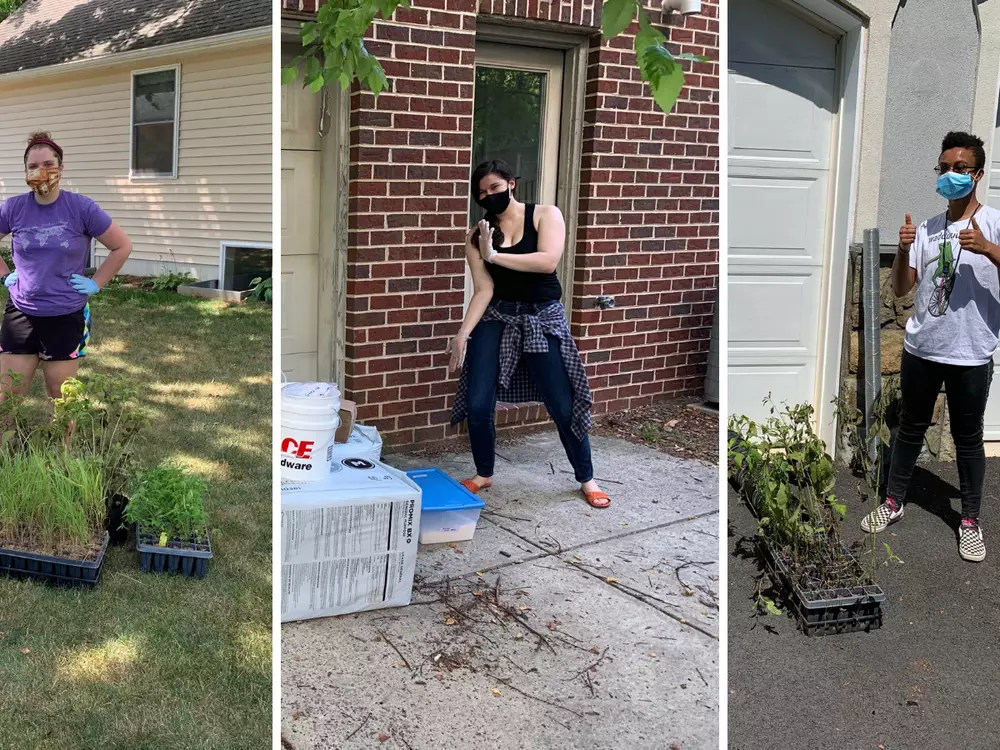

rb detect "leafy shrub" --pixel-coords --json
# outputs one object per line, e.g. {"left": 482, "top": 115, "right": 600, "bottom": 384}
{"left": 125, "top": 465, "right": 209, "bottom": 544}
{"left": 51, "top": 375, "right": 147, "bottom": 497}
{"left": 728, "top": 400, "right": 844, "bottom": 567}
{"left": 149, "top": 271, "right": 197, "bottom": 292}
{"left": 249, "top": 276, "right": 272, "bottom": 303}
{"left": 0, "top": 449, "right": 106, "bottom": 555}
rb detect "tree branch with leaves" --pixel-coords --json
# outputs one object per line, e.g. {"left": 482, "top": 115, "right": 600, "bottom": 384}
{"left": 283, "top": 0, "right": 709, "bottom": 116}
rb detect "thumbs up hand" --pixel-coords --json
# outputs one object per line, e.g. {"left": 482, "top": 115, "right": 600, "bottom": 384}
{"left": 959, "top": 215, "right": 990, "bottom": 255}
{"left": 899, "top": 213, "right": 916, "bottom": 251}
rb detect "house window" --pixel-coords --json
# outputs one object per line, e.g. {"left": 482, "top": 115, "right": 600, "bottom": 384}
{"left": 131, "top": 66, "right": 179, "bottom": 178}
{"left": 220, "top": 242, "right": 272, "bottom": 291}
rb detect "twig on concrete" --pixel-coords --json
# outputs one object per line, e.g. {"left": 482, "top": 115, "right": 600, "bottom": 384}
{"left": 349, "top": 634, "right": 368, "bottom": 645}
{"left": 495, "top": 452, "right": 512, "bottom": 462}
{"left": 547, "top": 714, "right": 572, "bottom": 731}
{"left": 345, "top": 713, "right": 371, "bottom": 741}
{"left": 398, "top": 736, "right": 415, "bottom": 750}
{"left": 562, "top": 647, "right": 610, "bottom": 683}
{"left": 487, "top": 674, "right": 584, "bottom": 718}
{"left": 695, "top": 667, "right": 709, "bottom": 687}
{"left": 377, "top": 629, "right": 412, "bottom": 671}
{"left": 482, "top": 510, "right": 533, "bottom": 523}
{"left": 583, "top": 670, "right": 597, "bottom": 698}
{"left": 281, "top": 736, "right": 295, "bottom": 750}
{"left": 549, "top": 461, "right": 555, "bottom": 474}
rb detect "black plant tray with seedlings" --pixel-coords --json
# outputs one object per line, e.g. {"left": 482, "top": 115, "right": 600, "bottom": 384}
{"left": 136, "top": 526, "right": 212, "bottom": 578}
{"left": 728, "top": 429, "right": 886, "bottom": 636}
{"left": 0, "top": 532, "right": 109, "bottom": 588}
{"left": 758, "top": 535, "right": 886, "bottom": 636}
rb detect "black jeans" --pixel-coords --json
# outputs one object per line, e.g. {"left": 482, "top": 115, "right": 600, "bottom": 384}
{"left": 886, "top": 350, "right": 994, "bottom": 519}
{"left": 465, "top": 301, "right": 594, "bottom": 483}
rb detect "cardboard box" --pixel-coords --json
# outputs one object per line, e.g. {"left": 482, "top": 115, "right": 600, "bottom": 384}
{"left": 335, "top": 399, "right": 357, "bottom": 443}
{"left": 280, "top": 458, "right": 421, "bottom": 622}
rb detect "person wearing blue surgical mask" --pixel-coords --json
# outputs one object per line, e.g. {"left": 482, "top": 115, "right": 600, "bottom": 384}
{"left": 861, "top": 131, "right": 1000, "bottom": 563}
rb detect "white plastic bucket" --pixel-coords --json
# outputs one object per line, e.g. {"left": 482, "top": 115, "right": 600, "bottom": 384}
{"left": 281, "top": 382, "right": 342, "bottom": 482}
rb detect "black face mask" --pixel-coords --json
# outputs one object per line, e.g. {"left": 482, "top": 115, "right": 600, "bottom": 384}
{"left": 477, "top": 187, "right": 511, "bottom": 215}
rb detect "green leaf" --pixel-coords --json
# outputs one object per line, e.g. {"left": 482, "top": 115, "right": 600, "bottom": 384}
{"left": 760, "top": 596, "right": 782, "bottom": 616}
{"left": 301, "top": 23, "right": 319, "bottom": 46}
{"left": 281, "top": 66, "right": 299, "bottom": 86}
{"left": 638, "top": 44, "right": 684, "bottom": 116}
{"left": 309, "top": 75, "right": 325, "bottom": 93}
{"left": 601, "top": 0, "right": 636, "bottom": 40}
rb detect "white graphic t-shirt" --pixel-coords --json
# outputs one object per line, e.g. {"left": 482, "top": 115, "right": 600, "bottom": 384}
{"left": 904, "top": 204, "right": 1000, "bottom": 366}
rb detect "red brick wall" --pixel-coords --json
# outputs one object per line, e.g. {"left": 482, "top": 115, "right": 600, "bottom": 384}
{"left": 281, "top": 0, "right": 720, "bottom": 450}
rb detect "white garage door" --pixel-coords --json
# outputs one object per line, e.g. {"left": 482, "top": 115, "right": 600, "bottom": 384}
{"left": 983, "top": 104, "right": 1000, "bottom": 438}
{"left": 280, "top": 44, "right": 321, "bottom": 382}
{"left": 728, "top": 0, "right": 839, "bottom": 425}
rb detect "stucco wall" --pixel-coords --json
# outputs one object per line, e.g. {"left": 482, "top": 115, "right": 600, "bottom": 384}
{"left": 875, "top": 0, "right": 980, "bottom": 238}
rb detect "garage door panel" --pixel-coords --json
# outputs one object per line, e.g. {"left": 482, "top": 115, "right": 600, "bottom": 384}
{"left": 282, "top": 45, "right": 322, "bottom": 152}
{"left": 729, "top": 362, "right": 817, "bottom": 424}
{"left": 281, "top": 258, "right": 319, "bottom": 354}
{"left": 281, "top": 353, "right": 319, "bottom": 384}
{"left": 729, "top": 67, "right": 835, "bottom": 166}
{"left": 729, "top": 173, "right": 828, "bottom": 263}
{"left": 281, "top": 152, "right": 320, "bottom": 256}
{"left": 730, "top": 0, "right": 837, "bottom": 69}
{"left": 729, "top": 272, "right": 821, "bottom": 353}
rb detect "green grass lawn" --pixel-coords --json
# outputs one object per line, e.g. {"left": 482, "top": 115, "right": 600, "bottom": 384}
{"left": 0, "top": 288, "right": 272, "bottom": 749}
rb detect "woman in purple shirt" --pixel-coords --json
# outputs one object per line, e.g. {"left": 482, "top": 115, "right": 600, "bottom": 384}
{"left": 0, "top": 132, "right": 133, "bottom": 399}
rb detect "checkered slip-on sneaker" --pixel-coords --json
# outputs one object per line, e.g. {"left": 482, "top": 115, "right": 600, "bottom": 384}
{"left": 861, "top": 502, "right": 904, "bottom": 533}
{"left": 958, "top": 523, "right": 986, "bottom": 563}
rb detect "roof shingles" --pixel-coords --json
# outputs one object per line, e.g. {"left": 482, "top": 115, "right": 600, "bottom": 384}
{"left": 0, "top": 0, "right": 270, "bottom": 76}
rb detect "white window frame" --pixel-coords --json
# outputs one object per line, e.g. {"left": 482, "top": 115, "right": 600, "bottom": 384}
{"left": 218, "top": 241, "right": 273, "bottom": 288}
{"left": 129, "top": 63, "right": 181, "bottom": 181}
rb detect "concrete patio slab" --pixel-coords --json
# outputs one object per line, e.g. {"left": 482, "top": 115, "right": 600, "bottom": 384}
{"left": 390, "top": 432, "right": 718, "bottom": 554}
{"left": 283, "top": 431, "right": 721, "bottom": 750}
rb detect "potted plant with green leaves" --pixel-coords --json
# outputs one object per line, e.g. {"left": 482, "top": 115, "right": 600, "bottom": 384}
{"left": 0, "top": 449, "right": 109, "bottom": 586}
{"left": 728, "top": 400, "right": 886, "bottom": 635}
{"left": 125, "top": 465, "right": 213, "bottom": 578}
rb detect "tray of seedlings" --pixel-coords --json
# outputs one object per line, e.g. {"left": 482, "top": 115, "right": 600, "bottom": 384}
{"left": 127, "top": 465, "right": 213, "bottom": 579}
{"left": 0, "top": 373, "right": 145, "bottom": 587}
{"left": 728, "top": 403, "right": 886, "bottom": 636}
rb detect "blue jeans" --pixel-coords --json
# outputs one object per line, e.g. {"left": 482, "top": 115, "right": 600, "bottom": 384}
{"left": 465, "top": 301, "right": 594, "bottom": 483}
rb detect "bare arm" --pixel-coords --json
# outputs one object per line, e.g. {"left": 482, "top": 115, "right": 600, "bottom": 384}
{"left": 892, "top": 213, "right": 917, "bottom": 297}
{"left": 461, "top": 228, "right": 495, "bottom": 336}
{"left": 91, "top": 221, "right": 133, "bottom": 288}
{"left": 487, "top": 206, "right": 565, "bottom": 274}
{"left": 891, "top": 250, "right": 917, "bottom": 297}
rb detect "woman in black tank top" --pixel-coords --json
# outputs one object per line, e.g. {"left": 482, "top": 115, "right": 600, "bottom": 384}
{"left": 447, "top": 159, "right": 610, "bottom": 509}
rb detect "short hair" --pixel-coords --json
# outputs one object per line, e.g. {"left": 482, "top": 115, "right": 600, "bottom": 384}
{"left": 941, "top": 131, "right": 985, "bottom": 171}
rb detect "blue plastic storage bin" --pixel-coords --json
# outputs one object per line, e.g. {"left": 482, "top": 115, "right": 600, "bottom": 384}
{"left": 406, "top": 468, "right": 486, "bottom": 544}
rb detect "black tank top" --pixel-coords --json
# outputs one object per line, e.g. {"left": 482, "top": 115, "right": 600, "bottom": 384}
{"left": 486, "top": 204, "right": 563, "bottom": 303}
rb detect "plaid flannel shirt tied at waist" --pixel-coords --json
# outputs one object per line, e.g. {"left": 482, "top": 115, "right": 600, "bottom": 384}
{"left": 450, "top": 301, "right": 593, "bottom": 441}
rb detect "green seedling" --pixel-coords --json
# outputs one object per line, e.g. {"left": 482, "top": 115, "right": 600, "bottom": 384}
{"left": 125, "top": 465, "right": 209, "bottom": 545}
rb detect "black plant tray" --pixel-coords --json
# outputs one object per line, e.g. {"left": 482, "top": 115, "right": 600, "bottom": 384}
{"left": 759, "top": 536, "right": 886, "bottom": 636}
{"left": 136, "top": 526, "right": 212, "bottom": 578}
{"left": 0, "top": 532, "right": 109, "bottom": 588}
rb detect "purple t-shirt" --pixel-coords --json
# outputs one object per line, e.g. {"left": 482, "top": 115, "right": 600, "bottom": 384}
{"left": 0, "top": 191, "right": 112, "bottom": 316}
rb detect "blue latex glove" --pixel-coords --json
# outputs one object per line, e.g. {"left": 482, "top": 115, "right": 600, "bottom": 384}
{"left": 2, "top": 270, "right": 16, "bottom": 288}
{"left": 70, "top": 273, "right": 100, "bottom": 296}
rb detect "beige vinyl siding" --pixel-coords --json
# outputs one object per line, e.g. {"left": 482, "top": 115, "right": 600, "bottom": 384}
{"left": 0, "top": 40, "right": 271, "bottom": 278}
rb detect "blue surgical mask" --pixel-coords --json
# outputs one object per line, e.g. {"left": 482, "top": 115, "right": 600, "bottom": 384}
{"left": 936, "top": 171, "right": 976, "bottom": 200}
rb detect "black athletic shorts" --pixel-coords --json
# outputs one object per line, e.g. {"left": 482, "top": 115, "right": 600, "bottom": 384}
{"left": 0, "top": 299, "right": 91, "bottom": 361}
